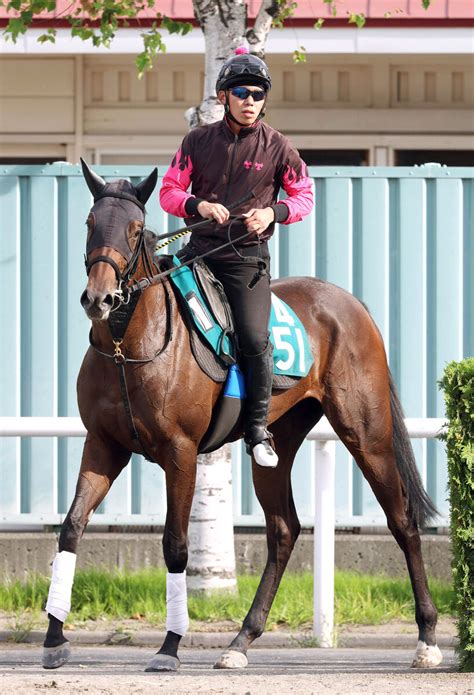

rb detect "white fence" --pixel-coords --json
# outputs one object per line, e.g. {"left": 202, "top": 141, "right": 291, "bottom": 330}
{"left": 0, "top": 415, "right": 447, "bottom": 646}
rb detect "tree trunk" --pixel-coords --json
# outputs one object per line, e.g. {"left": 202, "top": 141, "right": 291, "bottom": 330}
{"left": 186, "top": 0, "right": 277, "bottom": 595}
{"left": 186, "top": 0, "right": 247, "bottom": 129}
{"left": 187, "top": 445, "right": 237, "bottom": 593}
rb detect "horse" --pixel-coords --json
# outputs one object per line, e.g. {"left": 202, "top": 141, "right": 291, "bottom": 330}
{"left": 42, "top": 160, "right": 443, "bottom": 671}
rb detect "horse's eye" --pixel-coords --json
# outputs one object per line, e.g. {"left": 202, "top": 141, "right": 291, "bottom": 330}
{"left": 86, "top": 213, "right": 95, "bottom": 243}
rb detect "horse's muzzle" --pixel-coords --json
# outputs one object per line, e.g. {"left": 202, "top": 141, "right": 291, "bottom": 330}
{"left": 80, "top": 288, "right": 114, "bottom": 320}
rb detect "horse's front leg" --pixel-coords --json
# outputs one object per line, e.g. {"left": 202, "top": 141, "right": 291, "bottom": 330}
{"left": 145, "top": 439, "right": 197, "bottom": 673}
{"left": 42, "top": 435, "right": 130, "bottom": 669}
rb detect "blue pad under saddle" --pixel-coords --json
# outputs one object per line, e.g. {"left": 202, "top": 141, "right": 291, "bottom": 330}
{"left": 169, "top": 256, "right": 313, "bottom": 378}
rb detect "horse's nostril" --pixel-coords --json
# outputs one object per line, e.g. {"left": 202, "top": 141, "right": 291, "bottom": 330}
{"left": 80, "top": 289, "right": 91, "bottom": 309}
{"left": 103, "top": 294, "right": 114, "bottom": 308}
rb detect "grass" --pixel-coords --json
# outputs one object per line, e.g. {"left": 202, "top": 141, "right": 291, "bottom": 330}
{"left": 0, "top": 569, "right": 455, "bottom": 630}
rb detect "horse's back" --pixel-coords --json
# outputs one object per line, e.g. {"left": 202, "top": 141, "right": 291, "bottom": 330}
{"left": 271, "top": 275, "right": 373, "bottom": 328}
{"left": 271, "top": 274, "right": 386, "bottom": 385}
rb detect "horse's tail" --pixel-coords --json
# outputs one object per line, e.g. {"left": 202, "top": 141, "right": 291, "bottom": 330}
{"left": 389, "top": 371, "right": 439, "bottom": 528}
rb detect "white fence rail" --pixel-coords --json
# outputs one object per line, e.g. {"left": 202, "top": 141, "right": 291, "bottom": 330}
{"left": 0, "top": 415, "right": 447, "bottom": 647}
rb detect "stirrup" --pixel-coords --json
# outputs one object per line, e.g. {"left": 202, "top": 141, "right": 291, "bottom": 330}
{"left": 252, "top": 439, "right": 278, "bottom": 468}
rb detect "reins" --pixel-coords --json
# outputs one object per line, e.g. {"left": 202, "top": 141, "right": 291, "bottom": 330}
{"left": 129, "top": 225, "right": 257, "bottom": 294}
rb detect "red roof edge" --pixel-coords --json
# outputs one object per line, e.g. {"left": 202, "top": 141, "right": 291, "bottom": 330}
{"left": 0, "top": 17, "right": 472, "bottom": 29}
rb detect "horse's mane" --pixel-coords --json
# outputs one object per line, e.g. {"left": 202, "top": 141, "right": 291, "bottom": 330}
{"left": 143, "top": 227, "right": 158, "bottom": 255}
{"left": 142, "top": 227, "right": 176, "bottom": 275}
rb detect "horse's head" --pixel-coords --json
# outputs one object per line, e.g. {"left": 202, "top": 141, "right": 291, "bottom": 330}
{"left": 80, "top": 158, "right": 158, "bottom": 320}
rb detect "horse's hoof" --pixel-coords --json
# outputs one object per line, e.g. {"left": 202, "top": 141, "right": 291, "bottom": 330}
{"left": 411, "top": 641, "right": 443, "bottom": 668}
{"left": 42, "top": 642, "right": 71, "bottom": 669}
{"left": 214, "top": 649, "right": 248, "bottom": 669}
{"left": 145, "top": 654, "right": 180, "bottom": 672}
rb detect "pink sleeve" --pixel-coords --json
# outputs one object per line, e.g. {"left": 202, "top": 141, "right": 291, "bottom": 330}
{"left": 159, "top": 145, "right": 195, "bottom": 219}
{"left": 280, "top": 159, "right": 314, "bottom": 224}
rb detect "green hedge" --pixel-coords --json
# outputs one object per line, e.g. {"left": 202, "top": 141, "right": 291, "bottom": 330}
{"left": 440, "top": 358, "right": 474, "bottom": 672}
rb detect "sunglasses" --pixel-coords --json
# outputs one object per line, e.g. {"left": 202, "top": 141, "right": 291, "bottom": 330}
{"left": 230, "top": 87, "right": 266, "bottom": 102}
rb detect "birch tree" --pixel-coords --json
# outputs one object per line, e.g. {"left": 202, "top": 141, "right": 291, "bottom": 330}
{"left": 185, "top": 0, "right": 280, "bottom": 128}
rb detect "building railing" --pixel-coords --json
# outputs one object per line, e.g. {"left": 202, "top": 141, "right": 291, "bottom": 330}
{"left": 0, "top": 415, "right": 447, "bottom": 646}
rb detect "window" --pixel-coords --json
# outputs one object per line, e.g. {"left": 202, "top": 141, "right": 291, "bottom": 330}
{"left": 396, "top": 150, "right": 474, "bottom": 167}
{"left": 299, "top": 150, "right": 368, "bottom": 167}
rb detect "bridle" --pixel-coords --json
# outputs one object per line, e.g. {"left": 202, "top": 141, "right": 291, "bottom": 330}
{"left": 84, "top": 192, "right": 152, "bottom": 311}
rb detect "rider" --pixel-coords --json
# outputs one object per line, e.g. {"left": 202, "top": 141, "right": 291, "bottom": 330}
{"left": 159, "top": 47, "right": 314, "bottom": 468}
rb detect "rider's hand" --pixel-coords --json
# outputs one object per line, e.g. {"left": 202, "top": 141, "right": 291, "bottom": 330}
{"left": 242, "top": 208, "right": 275, "bottom": 236}
{"left": 197, "top": 201, "right": 230, "bottom": 225}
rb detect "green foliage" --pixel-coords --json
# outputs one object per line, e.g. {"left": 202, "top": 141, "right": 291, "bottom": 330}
{"left": 348, "top": 12, "right": 366, "bottom": 28}
{"left": 2, "top": 1, "right": 191, "bottom": 74}
{"left": 292, "top": 46, "right": 306, "bottom": 63}
{"left": 323, "top": 0, "right": 337, "bottom": 18}
{"left": 0, "top": 569, "right": 455, "bottom": 628}
{"left": 135, "top": 15, "right": 192, "bottom": 76}
{"left": 440, "top": 358, "right": 474, "bottom": 672}
{"left": 272, "top": 0, "right": 298, "bottom": 29}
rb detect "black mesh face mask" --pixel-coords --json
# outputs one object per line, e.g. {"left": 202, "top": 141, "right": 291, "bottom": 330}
{"left": 86, "top": 180, "right": 145, "bottom": 262}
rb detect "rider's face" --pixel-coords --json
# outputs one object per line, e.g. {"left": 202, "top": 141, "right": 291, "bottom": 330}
{"left": 219, "top": 85, "right": 266, "bottom": 126}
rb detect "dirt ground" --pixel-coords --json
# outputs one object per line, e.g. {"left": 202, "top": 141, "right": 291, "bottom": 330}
{"left": 1, "top": 644, "right": 472, "bottom": 695}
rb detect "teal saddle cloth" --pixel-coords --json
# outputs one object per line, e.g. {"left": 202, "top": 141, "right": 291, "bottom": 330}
{"left": 168, "top": 256, "right": 313, "bottom": 383}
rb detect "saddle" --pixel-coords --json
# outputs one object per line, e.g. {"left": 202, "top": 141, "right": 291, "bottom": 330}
{"left": 166, "top": 255, "right": 312, "bottom": 390}
{"left": 193, "top": 258, "right": 237, "bottom": 365}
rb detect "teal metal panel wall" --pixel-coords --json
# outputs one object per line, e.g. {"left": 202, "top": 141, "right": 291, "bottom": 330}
{"left": 0, "top": 164, "right": 472, "bottom": 528}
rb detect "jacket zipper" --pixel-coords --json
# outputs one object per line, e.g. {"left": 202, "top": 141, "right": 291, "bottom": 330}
{"left": 224, "top": 133, "right": 239, "bottom": 205}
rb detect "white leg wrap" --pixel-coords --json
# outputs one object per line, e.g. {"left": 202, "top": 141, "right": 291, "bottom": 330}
{"left": 165, "top": 571, "right": 189, "bottom": 636}
{"left": 412, "top": 640, "right": 443, "bottom": 668}
{"left": 45, "top": 551, "right": 77, "bottom": 623}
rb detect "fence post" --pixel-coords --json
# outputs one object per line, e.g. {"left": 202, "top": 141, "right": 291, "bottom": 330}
{"left": 313, "top": 439, "right": 336, "bottom": 647}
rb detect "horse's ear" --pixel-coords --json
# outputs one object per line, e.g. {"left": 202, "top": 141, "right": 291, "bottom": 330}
{"left": 80, "top": 158, "right": 106, "bottom": 199}
{"left": 135, "top": 168, "right": 158, "bottom": 205}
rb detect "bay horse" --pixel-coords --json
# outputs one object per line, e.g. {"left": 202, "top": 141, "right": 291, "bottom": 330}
{"left": 42, "top": 161, "right": 443, "bottom": 671}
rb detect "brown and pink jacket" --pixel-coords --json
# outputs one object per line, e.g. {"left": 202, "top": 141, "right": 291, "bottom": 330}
{"left": 160, "top": 118, "right": 313, "bottom": 260}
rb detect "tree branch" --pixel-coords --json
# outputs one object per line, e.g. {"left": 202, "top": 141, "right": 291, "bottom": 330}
{"left": 245, "top": 0, "right": 279, "bottom": 58}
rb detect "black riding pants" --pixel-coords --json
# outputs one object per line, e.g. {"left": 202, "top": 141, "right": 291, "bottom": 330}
{"left": 200, "top": 256, "right": 272, "bottom": 356}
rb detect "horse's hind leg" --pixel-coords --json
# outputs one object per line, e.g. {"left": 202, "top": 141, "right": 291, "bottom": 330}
{"left": 42, "top": 434, "right": 130, "bottom": 669}
{"left": 324, "top": 375, "right": 442, "bottom": 668}
{"left": 215, "top": 398, "right": 322, "bottom": 669}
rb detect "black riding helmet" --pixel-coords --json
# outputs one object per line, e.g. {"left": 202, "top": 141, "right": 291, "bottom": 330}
{"left": 216, "top": 48, "right": 272, "bottom": 126}
{"left": 216, "top": 48, "right": 272, "bottom": 93}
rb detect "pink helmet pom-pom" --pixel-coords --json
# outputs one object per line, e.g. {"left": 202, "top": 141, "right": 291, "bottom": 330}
{"left": 235, "top": 46, "right": 249, "bottom": 55}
